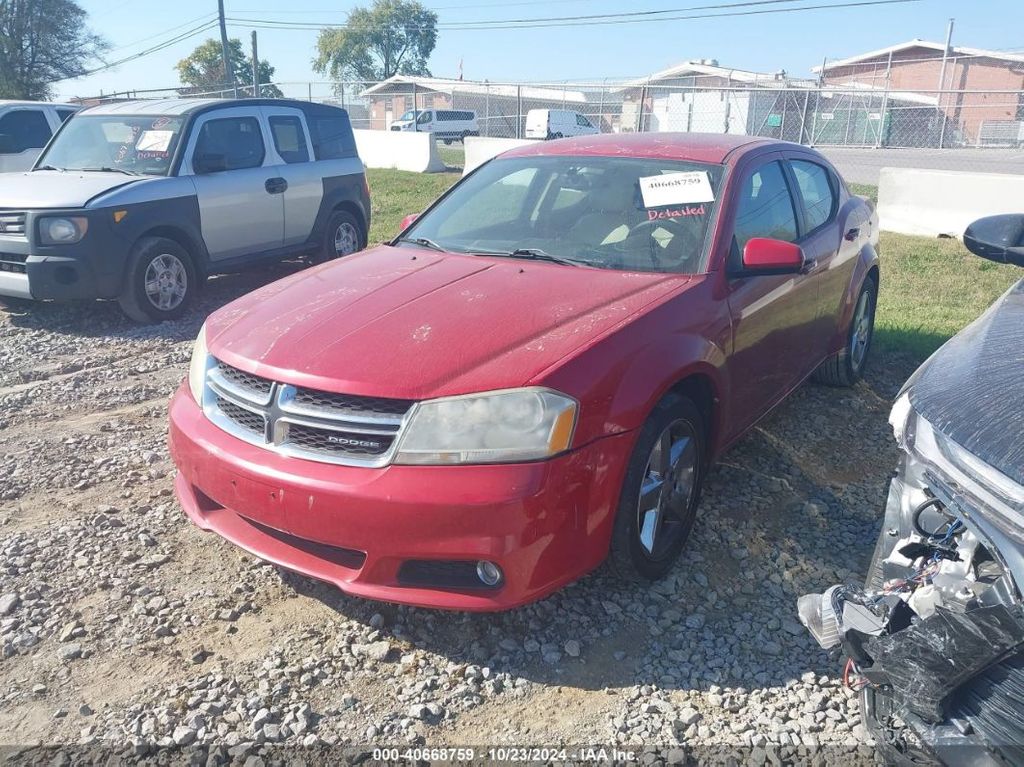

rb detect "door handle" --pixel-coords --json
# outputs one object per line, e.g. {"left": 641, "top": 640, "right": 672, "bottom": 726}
{"left": 800, "top": 258, "right": 819, "bottom": 275}
{"left": 844, "top": 227, "right": 860, "bottom": 242}
{"left": 265, "top": 177, "right": 288, "bottom": 194}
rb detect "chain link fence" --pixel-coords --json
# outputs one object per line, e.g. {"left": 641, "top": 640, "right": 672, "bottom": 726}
{"left": 72, "top": 77, "right": 1024, "bottom": 185}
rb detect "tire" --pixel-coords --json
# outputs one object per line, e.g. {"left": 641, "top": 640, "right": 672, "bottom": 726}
{"left": 553, "top": 132, "right": 563, "bottom": 140}
{"left": 813, "top": 274, "right": 877, "bottom": 387}
{"left": 311, "top": 209, "right": 365, "bottom": 265}
{"left": 608, "top": 394, "right": 707, "bottom": 581}
{"left": 117, "top": 237, "right": 197, "bottom": 324}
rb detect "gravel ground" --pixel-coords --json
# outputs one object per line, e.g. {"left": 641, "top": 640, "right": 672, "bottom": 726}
{"left": 0, "top": 269, "right": 920, "bottom": 763}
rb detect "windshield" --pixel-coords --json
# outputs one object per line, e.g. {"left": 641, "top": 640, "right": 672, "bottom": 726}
{"left": 400, "top": 155, "right": 724, "bottom": 274}
{"left": 37, "top": 115, "right": 186, "bottom": 176}
{"left": 398, "top": 110, "right": 421, "bottom": 122}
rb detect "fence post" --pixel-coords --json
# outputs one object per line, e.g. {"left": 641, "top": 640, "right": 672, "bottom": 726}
{"left": 636, "top": 80, "right": 648, "bottom": 132}
{"left": 875, "top": 51, "right": 892, "bottom": 148}
{"left": 412, "top": 81, "right": 418, "bottom": 115}
{"left": 598, "top": 81, "right": 606, "bottom": 133}
{"left": 516, "top": 85, "right": 522, "bottom": 139}
{"left": 485, "top": 83, "right": 490, "bottom": 138}
{"left": 308, "top": 82, "right": 312, "bottom": 102}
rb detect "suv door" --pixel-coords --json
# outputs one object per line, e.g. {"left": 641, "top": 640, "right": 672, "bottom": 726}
{"left": 0, "top": 108, "right": 53, "bottom": 173}
{"left": 723, "top": 155, "right": 823, "bottom": 438}
{"left": 182, "top": 107, "right": 284, "bottom": 260}
{"left": 263, "top": 107, "right": 322, "bottom": 247}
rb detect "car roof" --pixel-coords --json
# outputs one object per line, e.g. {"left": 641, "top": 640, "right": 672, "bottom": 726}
{"left": 80, "top": 98, "right": 340, "bottom": 117}
{"left": 501, "top": 132, "right": 778, "bottom": 164}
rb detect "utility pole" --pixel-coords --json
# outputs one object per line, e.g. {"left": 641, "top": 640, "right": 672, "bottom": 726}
{"left": 251, "top": 31, "right": 259, "bottom": 98}
{"left": 217, "top": 0, "right": 237, "bottom": 98}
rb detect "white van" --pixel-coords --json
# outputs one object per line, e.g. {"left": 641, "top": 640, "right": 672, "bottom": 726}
{"left": 0, "top": 101, "right": 79, "bottom": 173}
{"left": 390, "top": 109, "right": 479, "bottom": 144}
{"left": 525, "top": 109, "right": 599, "bottom": 140}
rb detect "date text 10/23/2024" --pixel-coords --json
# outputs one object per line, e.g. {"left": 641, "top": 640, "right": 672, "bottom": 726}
{"left": 372, "top": 747, "right": 638, "bottom": 762}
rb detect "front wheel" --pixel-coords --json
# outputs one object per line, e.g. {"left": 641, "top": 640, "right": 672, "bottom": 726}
{"left": 118, "top": 237, "right": 197, "bottom": 324}
{"left": 609, "top": 394, "right": 706, "bottom": 581}
{"left": 311, "top": 210, "right": 365, "bottom": 265}
{"left": 813, "top": 274, "right": 877, "bottom": 387}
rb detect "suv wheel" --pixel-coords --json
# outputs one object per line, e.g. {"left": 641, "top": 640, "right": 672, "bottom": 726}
{"left": 118, "top": 236, "right": 197, "bottom": 324}
{"left": 312, "top": 210, "right": 364, "bottom": 265}
{"left": 813, "top": 274, "right": 877, "bottom": 387}
{"left": 608, "top": 394, "right": 706, "bottom": 581}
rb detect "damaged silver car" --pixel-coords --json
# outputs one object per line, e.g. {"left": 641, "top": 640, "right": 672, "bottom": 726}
{"left": 799, "top": 214, "right": 1024, "bottom": 765}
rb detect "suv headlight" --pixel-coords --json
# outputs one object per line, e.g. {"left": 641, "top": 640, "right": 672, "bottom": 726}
{"left": 38, "top": 216, "right": 89, "bottom": 245}
{"left": 395, "top": 388, "right": 577, "bottom": 465}
{"left": 188, "top": 324, "right": 210, "bottom": 404}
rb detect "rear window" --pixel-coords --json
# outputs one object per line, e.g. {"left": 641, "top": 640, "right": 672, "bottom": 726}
{"left": 308, "top": 112, "right": 356, "bottom": 160}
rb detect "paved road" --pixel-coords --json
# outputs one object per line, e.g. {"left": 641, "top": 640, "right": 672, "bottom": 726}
{"left": 819, "top": 147, "right": 1024, "bottom": 186}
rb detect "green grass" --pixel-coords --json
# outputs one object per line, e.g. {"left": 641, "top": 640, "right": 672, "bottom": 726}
{"left": 436, "top": 144, "right": 466, "bottom": 171}
{"left": 365, "top": 170, "right": 1020, "bottom": 361}
{"left": 848, "top": 183, "right": 878, "bottom": 202}
{"left": 875, "top": 232, "right": 1019, "bottom": 358}
{"left": 366, "top": 168, "right": 460, "bottom": 244}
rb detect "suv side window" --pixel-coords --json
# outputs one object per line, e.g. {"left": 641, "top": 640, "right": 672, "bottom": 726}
{"left": 731, "top": 160, "right": 798, "bottom": 267}
{"left": 194, "top": 116, "right": 265, "bottom": 171}
{"left": 269, "top": 116, "right": 310, "bottom": 164}
{"left": 0, "top": 109, "right": 52, "bottom": 152}
{"left": 790, "top": 159, "right": 836, "bottom": 232}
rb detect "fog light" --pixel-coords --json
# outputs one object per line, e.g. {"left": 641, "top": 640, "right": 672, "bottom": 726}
{"left": 476, "top": 560, "right": 503, "bottom": 587}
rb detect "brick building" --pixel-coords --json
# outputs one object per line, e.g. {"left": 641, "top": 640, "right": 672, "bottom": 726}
{"left": 817, "top": 40, "right": 1024, "bottom": 145}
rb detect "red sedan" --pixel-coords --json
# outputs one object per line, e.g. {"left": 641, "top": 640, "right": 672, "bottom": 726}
{"left": 169, "top": 134, "right": 879, "bottom": 611}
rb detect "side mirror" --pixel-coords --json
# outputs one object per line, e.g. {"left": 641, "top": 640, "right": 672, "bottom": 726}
{"left": 964, "top": 214, "right": 1024, "bottom": 267}
{"left": 193, "top": 152, "right": 227, "bottom": 174}
{"left": 740, "top": 237, "right": 806, "bottom": 275}
{"left": 399, "top": 213, "right": 419, "bottom": 231}
{"left": 0, "top": 134, "right": 16, "bottom": 154}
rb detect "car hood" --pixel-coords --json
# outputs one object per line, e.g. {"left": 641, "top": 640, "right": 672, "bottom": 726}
{"left": 907, "top": 277, "right": 1024, "bottom": 487}
{"left": 0, "top": 170, "right": 142, "bottom": 208}
{"left": 207, "top": 245, "right": 686, "bottom": 399}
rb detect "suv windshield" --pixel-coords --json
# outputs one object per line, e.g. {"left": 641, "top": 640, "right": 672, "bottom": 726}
{"left": 37, "top": 115, "right": 186, "bottom": 176}
{"left": 400, "top": 155, "right": 724, "bottom": 274}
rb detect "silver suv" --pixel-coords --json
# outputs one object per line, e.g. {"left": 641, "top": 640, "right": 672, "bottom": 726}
{"left": 0, "top": 98, "right": 370, "bottom": 323}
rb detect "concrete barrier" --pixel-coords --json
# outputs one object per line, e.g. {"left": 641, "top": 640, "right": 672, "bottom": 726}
{"left": 353, "top": 129, "right": 446, "bottom": 174}
{"left": 877, "top": 167, "right": 1024, "bottom": 237}
{"left": 463, "top": 137, "right": 538, "bottom": 175}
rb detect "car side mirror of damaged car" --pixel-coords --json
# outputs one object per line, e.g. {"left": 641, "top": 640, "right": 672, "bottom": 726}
{"left": 399, "top": 213, "right": 419, "bottom": 231}
{"left": 194, "top": 152, "right": 227, "bottom": 175}
{"left": 964, "top": 214, "right": 1024, "bottom": 268}
{"left": 738, "top": 237, "right": 806, "bottom": 276}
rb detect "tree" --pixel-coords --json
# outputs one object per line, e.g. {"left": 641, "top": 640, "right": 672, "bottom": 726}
{"left": 176, "top": 38, "right": 283, "bottom": 97}
{"left": 0, "top": 0, "right": 106, "bottom": 100}
{"left": 313, "top": 0, "right": 437, "bottom": 83}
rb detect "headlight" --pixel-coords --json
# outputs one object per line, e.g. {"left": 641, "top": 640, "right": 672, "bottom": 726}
{"left": 38, "top": 216, "right": 88, "bottom": 245}
{"left": 188, "top": 324, "right": 209, "bottom": 404}
{"left": 395, "top": 388, "right": 577, "bottom": 465}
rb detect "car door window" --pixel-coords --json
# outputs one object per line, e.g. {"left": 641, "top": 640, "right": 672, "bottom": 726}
{"left": 193, "top": 116, "right": 265, "bottom": 171}
{"left": 417, "top": 111, "right": 432, "bottom": 125}
{"left": 790, "top": 159, "right": 836, "bottom": 233}
{"left": 268, "top": 116, "right": 310, "bottom": 163}
{"left": 732, "top": 160, "right": 799, "bottom": 263}
{"left": 0, "top": 110, "right": 52, "bottom": 152}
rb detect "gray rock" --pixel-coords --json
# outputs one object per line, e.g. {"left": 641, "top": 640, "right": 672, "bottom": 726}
{"left": 0, "top": 593, "right": 19, "bottom": 615}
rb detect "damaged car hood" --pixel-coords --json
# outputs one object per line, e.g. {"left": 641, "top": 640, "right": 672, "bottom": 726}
{"left": 206, "top": 245, "right": 686, "bottom": 399}
{"left": 906, "top": 278, "right": 1024, "bottom": 487}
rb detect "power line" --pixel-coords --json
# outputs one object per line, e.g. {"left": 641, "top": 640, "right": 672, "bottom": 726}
{"left": 107, "top": 13, "right": 218, "bottom": 52}
{"left": 228, "top": 0, "right": 923, "bottom": 32}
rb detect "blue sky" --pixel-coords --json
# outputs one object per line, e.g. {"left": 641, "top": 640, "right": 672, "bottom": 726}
{"left": 57, "top": 0, "right": 1024, "bottom": 99}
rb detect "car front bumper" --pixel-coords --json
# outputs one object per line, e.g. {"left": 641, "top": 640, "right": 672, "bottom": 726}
{"left": 168, "top": 384, "right": 634, "bottom": 611}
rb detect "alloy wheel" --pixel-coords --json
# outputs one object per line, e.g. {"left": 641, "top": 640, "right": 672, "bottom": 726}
{"left": 636, "top": 419, "right": 699, "bottom": 559}
{"left": 850, "top": 288, "right": 874, "bottom": 371}
{"left": 143, "top": 253, "right": 188, "bottom": 311}
{"left": 334, "top": 222, "right": 359, "bottom": 256}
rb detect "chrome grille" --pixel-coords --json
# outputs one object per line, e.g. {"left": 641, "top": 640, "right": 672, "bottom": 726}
{"left": 0, "top": 212, "right": 27, "bottom": 238}
{"left": 203, "top": 359, "right": 415, "bottom": 467}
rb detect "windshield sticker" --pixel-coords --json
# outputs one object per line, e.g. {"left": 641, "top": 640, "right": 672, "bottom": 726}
{"left": 136, "top": 130, "right": 174, "bottom": 153}
{"left": 639, "top": 171, "right": 715, "bottom": 208}
{"left": 647, "top": 204, "right": 706, "bottom": 221}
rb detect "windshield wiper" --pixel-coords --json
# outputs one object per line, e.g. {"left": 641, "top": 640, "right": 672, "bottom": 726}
{"left": 80, "top": 166, "right": 140, "bottom": 176}
{"left": 484, "top": 248, "right": 585, "bottom": 267}
{"left": 35, "top": 164, "right": 64, "bottom": 172}
{"left": 399, "top": 236, "right": 447, "bottom": 252}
